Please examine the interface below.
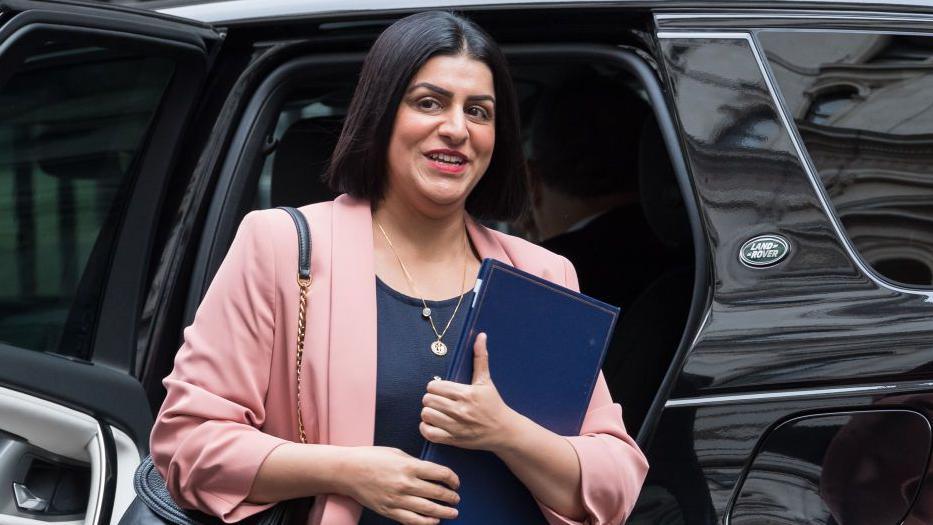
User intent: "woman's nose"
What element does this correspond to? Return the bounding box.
[438,108,468,143]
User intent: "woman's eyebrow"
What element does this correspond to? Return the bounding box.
[408,82,452,97]
[408,82,495,104]
[467,94,496,104]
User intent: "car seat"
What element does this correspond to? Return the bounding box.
[604,112,694,437]
[269,116,341,208]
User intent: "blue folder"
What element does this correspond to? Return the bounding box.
[420,258,620,523]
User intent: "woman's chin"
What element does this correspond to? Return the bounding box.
[422,191,468,210]
[416,180,472,207]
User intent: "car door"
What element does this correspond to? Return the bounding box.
[629,5,933,524]
[0,2,221,525]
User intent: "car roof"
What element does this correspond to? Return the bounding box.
[145,0,933,25]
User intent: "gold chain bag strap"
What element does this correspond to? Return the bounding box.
[296,272,310,444]
[125,209,314,525]
[276,206,312,445]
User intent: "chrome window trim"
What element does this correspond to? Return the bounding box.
[156,0,933,25]
[656,31,933,301]
[656,31,751,39]
[655,12,933,23]
[666,381,933,407]
[755,27,933,36]
[158,0,556,24]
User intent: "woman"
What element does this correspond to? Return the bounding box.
[150,11,647,525]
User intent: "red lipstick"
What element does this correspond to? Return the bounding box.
[424,149,469,174]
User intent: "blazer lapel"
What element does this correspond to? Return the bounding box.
[466,214,512,265]
[321,194,377,524]
[327,194,378,447]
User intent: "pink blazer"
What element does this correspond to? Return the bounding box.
[150,194,648,525]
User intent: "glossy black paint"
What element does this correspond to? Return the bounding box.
[729,410,930,524]
[756,30,933,290]
[656,36,933,395]
[634,389,933,523]
[631,24,933,523]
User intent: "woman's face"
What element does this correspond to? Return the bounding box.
[385,54,496,214]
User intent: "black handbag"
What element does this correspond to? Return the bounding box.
[119,206,314,525]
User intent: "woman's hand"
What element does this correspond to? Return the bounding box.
[337,446,460,525]
[420,333,523,452]
[419,332,588,519]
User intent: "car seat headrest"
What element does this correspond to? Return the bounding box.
[270,116,341,208]
[638,112,691,249]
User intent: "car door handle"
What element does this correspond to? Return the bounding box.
[13,482,50,512]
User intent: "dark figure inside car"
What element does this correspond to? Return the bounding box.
[527,71,693,435]
[528,72,661,309]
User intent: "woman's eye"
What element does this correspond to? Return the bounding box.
[467,106,491,120]
[417,98,441,111]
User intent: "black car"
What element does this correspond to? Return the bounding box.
[1,0,932,523]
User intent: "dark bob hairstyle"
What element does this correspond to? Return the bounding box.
[325,11,528,221]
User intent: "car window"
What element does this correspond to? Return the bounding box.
[729,410,929,525]
[759,31,933,288]
[0,38,174,358]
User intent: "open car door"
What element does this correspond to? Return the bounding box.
[0,2,220,525]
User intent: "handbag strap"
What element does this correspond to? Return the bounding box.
[275,206,312,444]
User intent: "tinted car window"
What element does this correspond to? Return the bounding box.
[729,410,929,525]
[759,31,933,287]
[0,38,174,357]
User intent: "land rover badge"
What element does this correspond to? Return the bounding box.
[740,235,790,268]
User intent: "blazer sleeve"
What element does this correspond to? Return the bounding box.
[537,256,649,525]
[150,211,291,522]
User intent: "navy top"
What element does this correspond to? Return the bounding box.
[358,277,474,525]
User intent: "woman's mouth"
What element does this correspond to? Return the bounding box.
[424,151,468,174]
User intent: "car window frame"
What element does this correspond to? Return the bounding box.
[0,7,223,517]
[752,25,933,294]
[657,14,933,302]
[0,7,219,372]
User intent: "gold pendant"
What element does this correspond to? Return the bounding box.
[431,340,448,356]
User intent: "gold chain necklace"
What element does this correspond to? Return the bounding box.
[375,220,469,356]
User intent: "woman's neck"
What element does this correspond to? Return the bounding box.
[372,194,480,301]
[372,196,469,264]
